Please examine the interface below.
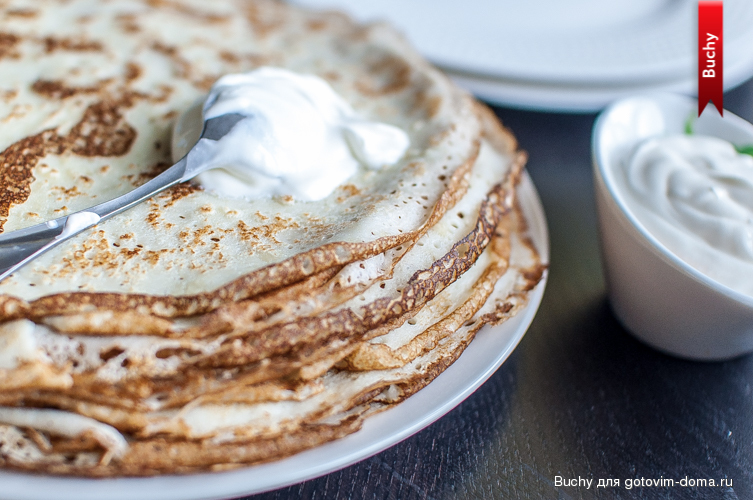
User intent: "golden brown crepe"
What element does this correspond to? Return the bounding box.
[0,0,545,475]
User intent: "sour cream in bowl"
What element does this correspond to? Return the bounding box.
[593,93,753,360]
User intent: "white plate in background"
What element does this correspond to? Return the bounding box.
[293,0,753,85]
[445,67,753,113]
[294,0,753,111]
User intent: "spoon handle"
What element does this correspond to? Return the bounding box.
[0,112,246,282]
[0,156,188,281]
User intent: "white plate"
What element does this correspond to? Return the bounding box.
[293,0,753,86]
[0,173,548,500]
[446,69,753,113]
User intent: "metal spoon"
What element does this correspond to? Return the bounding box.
[0,112,246,282]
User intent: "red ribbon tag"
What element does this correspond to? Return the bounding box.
[698,1,723,116]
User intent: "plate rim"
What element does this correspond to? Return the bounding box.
[447,65,753,113]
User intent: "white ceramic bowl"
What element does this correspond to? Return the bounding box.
[593,93,753,360]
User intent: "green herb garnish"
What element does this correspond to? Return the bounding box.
[682,111,753,157]
[684,113,695,135]
[734,144,753,157]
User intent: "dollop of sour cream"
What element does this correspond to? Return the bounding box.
[619,134,753,295]
[171,67,410,201]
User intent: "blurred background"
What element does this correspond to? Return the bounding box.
[294,0,753,112]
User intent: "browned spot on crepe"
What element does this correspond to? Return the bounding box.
[244,1,287,38]
[0,89,18,102]
[41,36,103,53]
[0,32,20,59]
[0,130,63,231]
[145,0,231,23]
[356,54,412,96]
[68,100,137,157]
[31,79,100,99]
[5,9,38,19]
[150,42,191,79]
[125,62,142,82]
[115,13,141,33]
[0,97,138,232]
[162,183,201,208]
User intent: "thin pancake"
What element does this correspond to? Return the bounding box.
[0,204,544,474]
[0,120,522,406]
[0,0,481,316]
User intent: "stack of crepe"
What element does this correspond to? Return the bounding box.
[0,0,545,475]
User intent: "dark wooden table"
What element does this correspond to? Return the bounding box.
[246,80,753,500]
